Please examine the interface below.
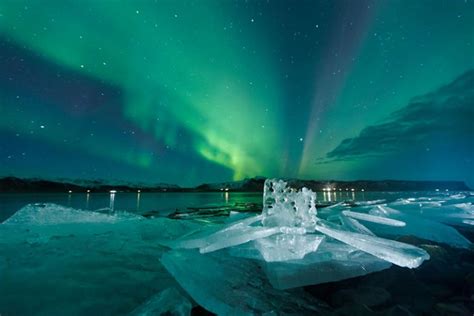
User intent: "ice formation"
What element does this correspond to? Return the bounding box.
[342,210,406,227]
[262,241,392,289]
[314,223,429,268]
[0,204,188,315]
[254,234,325,262]
[129,287,191,316]
[158,182,474,313]
[261,179,317,229]
[171,179,430,268]
[2,203,141,225]
[1,183,472,315]
[160,249,326,314]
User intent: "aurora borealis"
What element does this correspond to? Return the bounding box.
[0,0,473,186]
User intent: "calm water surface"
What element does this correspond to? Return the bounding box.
[0,190,451,222]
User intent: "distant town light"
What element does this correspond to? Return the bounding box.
[361,189,365,192]
[351,188,355,192]
[110,190,117,194]
[225,188,229,191]
[87,189,90,193]
[68,190,72,194]
[220,188,224,191]
[445,189,449,192]
[137,190,141,193]
[339,188,342,191]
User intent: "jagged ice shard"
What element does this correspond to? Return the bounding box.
[158,180,474,312]
[314,223,429,268]
[170,179,429,268]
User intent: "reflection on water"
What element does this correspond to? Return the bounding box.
[0,192,263,222]
[136,192,141,211]
[319,190,363,202]
[109,192,115,211]
[86,193,90,209]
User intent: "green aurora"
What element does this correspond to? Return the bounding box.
[0,0,473,186]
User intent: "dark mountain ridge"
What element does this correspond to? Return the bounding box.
[0,176,470,193]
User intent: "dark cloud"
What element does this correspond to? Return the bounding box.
[325,70,474,160]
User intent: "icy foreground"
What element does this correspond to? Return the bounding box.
[1,182,473,315]
[160,180,473,313]
[170,179,431,268]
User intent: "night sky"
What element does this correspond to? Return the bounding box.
[0,0,473,187]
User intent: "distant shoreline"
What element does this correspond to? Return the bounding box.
[0,176,470,193]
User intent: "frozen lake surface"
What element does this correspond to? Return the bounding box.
[0,190,473,315]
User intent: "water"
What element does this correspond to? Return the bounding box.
[0,190,429,222]
[0,192,263,222]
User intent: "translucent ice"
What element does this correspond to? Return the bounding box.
[199,226,281,253]
[172,180,321,256]
[314,222,430,268]
[342,210,406,227]
[160,250,326,315]
[2,203,141,225]
[0,205,184,315]
[262,179,317,228]
[339,215,375,236]
[228,240,391,289]
[170,215,279,253]
[129,287,192,316]
[263,242,392,289]
[463,219,474,225]
[367,205,472,249]
[254,234,325,262]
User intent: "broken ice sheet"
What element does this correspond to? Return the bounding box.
[254,234,325,262]
[342,210,406,227]
[199,226,281,253]
[228,239,391,289]
[367,211,472,249]
[160,249,328,315]
[169,215,280,253]
[390,200,474,227]
[171,179,322,255]
[314,222,430,268]
[1,203,145,244]
[263,246,392,289]
[339,215,375,236]
[463,219,474,225]
[129,287,191,316]
[0,205,183,315]
[2,203,142,225]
